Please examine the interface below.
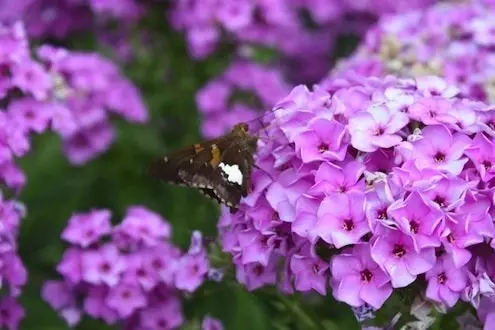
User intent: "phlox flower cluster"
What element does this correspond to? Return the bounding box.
[219,74,495,327]
[42,206,210,329]
[325,0,495,104]
[0,0,143,40]
[0,21,148,166]
[168,0,438,83]
[36,44,148,164]
[0,193,28,330]
[196,60,290,138]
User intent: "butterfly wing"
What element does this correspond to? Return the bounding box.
[149,136,225,185]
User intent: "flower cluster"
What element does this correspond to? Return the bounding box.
[42,206,210,328]
[36,44,148,164]
[196,60,290,138]
[325,0,495,104]
[219,74,495,327]
[168,0,440,84]
[0,21,147,167]
[0,0,143,40]
[0,193,28,330]
[168,0,439,60]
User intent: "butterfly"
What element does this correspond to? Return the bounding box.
[149,122,260,212]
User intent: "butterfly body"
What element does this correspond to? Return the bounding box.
[150,123,259,211]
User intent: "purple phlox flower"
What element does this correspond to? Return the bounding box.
[426,257,468,307]
[243,199,281,234]
[64,122,115,165]
[408,97,457,126]
[309,159,365,196]
[41,280,76,315]
[174,250,208,292]
[3,254,27,296]
[289,244,328,295]
[112,204,172,248]
[216,0,253,31]
[421,176,468,213]
[470,16,495,47]
[83,286,119,325]
[441,214,484,269]
[240,170,273,207]
[201,315,224,330]
[105,282,147,318]
[121,252,158,292]
[371,228,436,288]
[82,243,125,287]
[457,192,494,237]
[365,179,402,232]
[328,85,372,119]
[0,297,25,330]
[292,116,348,163]
[313,191,369,248]
[237,228,276,266]
[139,297,184,330]
[265,168,312,223]
[7,98,52,134]
[448,99,479,133]
[415,76,459,99]
[11,59,51,100]
[348,104,409,152]
[144,244,180,286]
[236,260,277,291]
[292,195,320,241]
[392,160,444,191]
[399,124,471,175]
[363,149,397,173]
[465,133,495,182]
[56,248,84,284]
[61,209,112,248]
[331,244,392,309]
[382,86,415,113]
[463,270,495,309]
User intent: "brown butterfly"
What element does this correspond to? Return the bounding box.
[149,122,260,212]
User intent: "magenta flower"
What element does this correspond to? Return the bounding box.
[465,133,495,182]
[421,176,468,213]
[236,261,277,291]
[388,191,443,252]
[440,214,484,268]
[309,160,365,196]
[62,209,112,248]
[0,297,25,330]
[331,244,392,309]
[314,192,369,248]
[402,125,471,175]
[265,169,312,223]
[174,251,209,293]
[112,206,171,248]
[82,244,125,286]
[293,117,348,163]
[371,228,436,288]
[105,282,147,318]
[408,97,457,126]
[290,246,328,295]
[139,297,184,330]
[426,257,468,307]
[349,104,409,152]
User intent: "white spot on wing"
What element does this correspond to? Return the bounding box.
[218,162,243,185]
